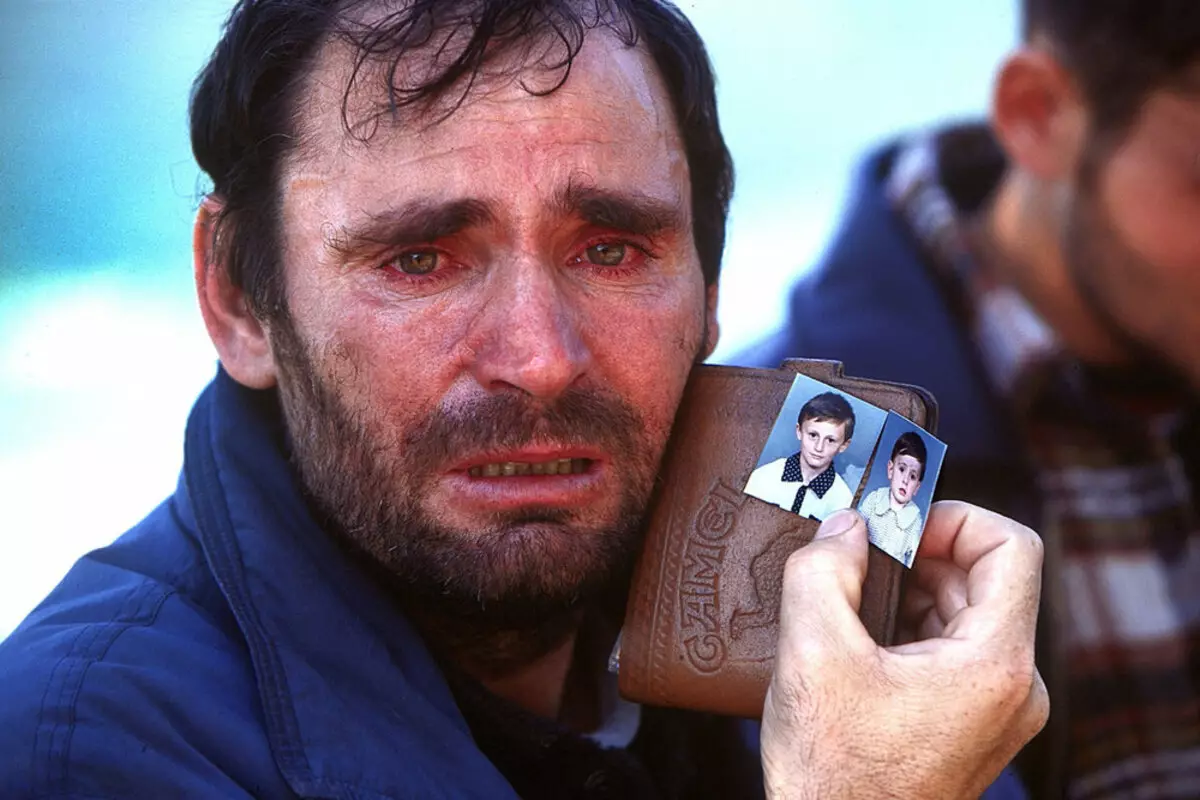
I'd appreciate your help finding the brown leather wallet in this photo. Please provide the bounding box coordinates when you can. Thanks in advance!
[617,359,939,718]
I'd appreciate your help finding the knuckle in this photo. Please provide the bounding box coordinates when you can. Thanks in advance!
[1027,679,1051,734]
[976,649,1039,715]
[1018,524,1045,567]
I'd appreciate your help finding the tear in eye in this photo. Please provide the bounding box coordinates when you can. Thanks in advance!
[585,243,626,267]
[391,251,438,275]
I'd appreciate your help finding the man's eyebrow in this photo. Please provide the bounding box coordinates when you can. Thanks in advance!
[555,183,686,238]
[326,198,495,255]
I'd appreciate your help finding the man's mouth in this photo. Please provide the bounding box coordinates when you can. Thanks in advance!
[444,451,607,513]
[466,457,594,478]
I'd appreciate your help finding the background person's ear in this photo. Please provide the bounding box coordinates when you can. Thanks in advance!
[990,43,1088,181]
[194,197,279,389]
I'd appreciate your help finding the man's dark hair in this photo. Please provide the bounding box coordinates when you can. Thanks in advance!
[796,392,856,442]
[190,0,733,321]
[1022,0,1200,133]
[890,431,927,480]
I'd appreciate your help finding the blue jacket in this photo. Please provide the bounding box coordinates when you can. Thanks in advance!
[0,369,519,798]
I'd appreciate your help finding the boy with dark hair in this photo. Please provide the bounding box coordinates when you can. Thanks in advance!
[743,0,1200,794]
[744,391,857,520]
[859,431,927,568]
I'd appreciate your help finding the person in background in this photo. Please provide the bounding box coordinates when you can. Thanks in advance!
[740,0,1200,796]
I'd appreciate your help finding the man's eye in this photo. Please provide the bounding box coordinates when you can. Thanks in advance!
[390,251,439,275]
[585,242,627,267]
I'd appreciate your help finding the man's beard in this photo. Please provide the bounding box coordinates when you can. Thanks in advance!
[267,315,665,674]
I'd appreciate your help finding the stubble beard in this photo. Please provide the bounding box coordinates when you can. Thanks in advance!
[1062,142,1199,391]
[267,313,665,676]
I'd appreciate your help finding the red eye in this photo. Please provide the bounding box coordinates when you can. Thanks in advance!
[584,242,627,267]
[387,251,439,275]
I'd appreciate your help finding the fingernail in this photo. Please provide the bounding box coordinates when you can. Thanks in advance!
[814,509,860,540]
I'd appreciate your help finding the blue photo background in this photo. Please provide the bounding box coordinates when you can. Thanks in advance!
[754,374,889,497]
[857,411,948,520]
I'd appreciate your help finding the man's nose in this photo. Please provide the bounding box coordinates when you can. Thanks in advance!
[467,259,591,399]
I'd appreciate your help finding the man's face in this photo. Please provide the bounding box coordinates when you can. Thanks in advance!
[1062,87,1200,386]
[795,418,850,474]
[266,34,714,628]
[886,454,923,505]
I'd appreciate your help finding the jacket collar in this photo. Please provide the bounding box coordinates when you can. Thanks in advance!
[178,368,514,799]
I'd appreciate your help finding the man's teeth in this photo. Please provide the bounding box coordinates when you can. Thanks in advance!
[467,458,591,478]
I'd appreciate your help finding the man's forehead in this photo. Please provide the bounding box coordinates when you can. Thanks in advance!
[286,24,678,171]
[278,27,692,239]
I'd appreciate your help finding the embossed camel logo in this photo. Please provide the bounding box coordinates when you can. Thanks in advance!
[729,525,813,639]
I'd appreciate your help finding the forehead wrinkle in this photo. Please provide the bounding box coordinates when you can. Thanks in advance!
[274,23,692,252]
[286,22,676,154]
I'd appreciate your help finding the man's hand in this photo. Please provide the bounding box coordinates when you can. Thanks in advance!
[760,502,1049,799]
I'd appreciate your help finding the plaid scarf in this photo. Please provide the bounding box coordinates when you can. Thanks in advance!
[886,126,1200,799]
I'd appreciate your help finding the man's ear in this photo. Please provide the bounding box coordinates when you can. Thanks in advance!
[837,438,852,456]
[699,283,720,361]
[990,43,1088,181]
[194,196,279,389]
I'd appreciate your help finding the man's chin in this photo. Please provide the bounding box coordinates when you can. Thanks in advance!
[372,506,642,617]
[421,498,621,542]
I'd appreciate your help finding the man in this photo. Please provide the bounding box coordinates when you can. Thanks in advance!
[744,391,857,520]
[741,0,1200,796]
[0,1,1046,797]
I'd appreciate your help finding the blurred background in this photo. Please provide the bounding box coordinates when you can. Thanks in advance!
[0,0,1016,636]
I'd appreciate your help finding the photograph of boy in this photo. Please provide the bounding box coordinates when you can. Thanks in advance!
[857,414,947,568]
[744,379,885,521]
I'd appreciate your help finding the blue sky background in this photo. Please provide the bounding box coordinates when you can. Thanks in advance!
[0,1,1017,635]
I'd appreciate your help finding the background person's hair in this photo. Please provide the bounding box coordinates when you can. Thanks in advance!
[890,431,927,479]
[1022,0,1200,135]
[796,392,856,442]
[190,0,734,323]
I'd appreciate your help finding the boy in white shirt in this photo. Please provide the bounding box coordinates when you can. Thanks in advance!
[859,432,927,567]
[744,392,856,521]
